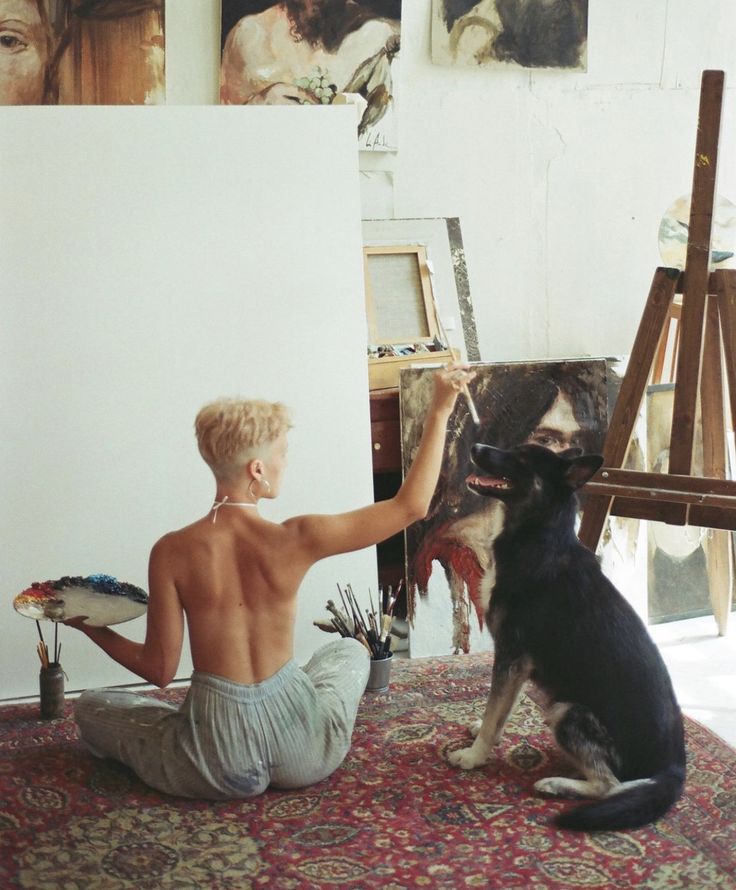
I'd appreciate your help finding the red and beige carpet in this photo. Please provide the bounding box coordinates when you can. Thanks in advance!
[1,653,735,888]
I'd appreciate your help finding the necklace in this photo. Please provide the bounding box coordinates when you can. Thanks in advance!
[211,495,257,523]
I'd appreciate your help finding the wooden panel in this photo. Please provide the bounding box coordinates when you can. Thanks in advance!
[585,467,736,530]
[689,506,736,531]
[370,389,400,422]
[371,420,401,473]
[607,498,687,526]
[589,468,736,498]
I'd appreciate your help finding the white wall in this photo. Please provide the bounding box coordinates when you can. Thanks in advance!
[392,0,736,363]
[1,107,374,698]
[165,0,735,362]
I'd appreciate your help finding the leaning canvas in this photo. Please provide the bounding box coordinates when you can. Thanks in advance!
[220,0,402,151]
[431,0,588,71]
[401,358,608,654]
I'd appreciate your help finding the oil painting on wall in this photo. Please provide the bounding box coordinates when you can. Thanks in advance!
[431,0,587,70]
[401,358,608,653]
[220,0,401,151]
[0,0,164,106]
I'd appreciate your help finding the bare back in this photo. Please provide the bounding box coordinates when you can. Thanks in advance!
[165,510,310,684]
[69,367,469,692]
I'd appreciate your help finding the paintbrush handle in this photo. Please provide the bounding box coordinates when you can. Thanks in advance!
[462,384,480,425]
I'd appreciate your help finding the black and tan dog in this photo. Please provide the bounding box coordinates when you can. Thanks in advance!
[448,443,686,831]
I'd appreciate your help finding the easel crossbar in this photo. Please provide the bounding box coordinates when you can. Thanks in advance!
[587,469,736,509]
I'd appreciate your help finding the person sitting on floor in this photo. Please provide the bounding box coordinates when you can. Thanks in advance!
[65,363,474,799]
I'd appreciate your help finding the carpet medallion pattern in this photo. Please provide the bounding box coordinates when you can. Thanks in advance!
[1,653,735,888]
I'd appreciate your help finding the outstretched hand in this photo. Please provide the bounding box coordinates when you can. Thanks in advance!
[431,362,476,414]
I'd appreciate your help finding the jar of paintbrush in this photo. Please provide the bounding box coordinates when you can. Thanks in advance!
[315,583,399,694]
[37,621,65,719]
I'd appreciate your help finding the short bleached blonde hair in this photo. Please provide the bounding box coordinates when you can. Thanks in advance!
[195,398,293,481]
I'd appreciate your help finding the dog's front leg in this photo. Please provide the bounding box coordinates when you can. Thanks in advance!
[448,657,531,770]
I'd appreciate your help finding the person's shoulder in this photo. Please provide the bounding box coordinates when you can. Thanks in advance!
[150,521,202,558]
[149,529,178,559]
[279,513,324,547]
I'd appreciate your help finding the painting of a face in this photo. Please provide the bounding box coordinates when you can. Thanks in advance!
[1,0,165,106]
[0,0,50,104]
[400,359,608,653]
[525,390,582,452]
[431,0,588,71]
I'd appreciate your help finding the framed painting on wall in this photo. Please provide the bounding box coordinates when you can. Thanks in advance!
[220,0,402,151]
[431,0,588,71]
[0,0,165,106]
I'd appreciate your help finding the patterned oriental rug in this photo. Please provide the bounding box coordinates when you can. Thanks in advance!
[1,653,735,889]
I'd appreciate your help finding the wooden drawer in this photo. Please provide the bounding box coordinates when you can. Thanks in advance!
[370,389,400,472]
[371,419,401,473]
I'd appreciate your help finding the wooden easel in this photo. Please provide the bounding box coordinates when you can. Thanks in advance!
[578,70,736,635]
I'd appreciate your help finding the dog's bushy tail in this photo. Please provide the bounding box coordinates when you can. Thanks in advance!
[554,766,685,832]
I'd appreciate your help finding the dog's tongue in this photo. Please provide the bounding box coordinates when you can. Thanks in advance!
[466,473,508,489]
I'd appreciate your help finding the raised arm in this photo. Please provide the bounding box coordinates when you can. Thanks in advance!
[287,364,474,561]
[64,537,185,688]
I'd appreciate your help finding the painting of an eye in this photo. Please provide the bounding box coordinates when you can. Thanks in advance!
[531,434,556,447]
[0,34,27,51]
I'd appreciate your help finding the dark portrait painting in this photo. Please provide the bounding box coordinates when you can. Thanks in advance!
[431,0,588,70]
[220,0,402,150]
[401,359,607,654]
[0,0,164,106]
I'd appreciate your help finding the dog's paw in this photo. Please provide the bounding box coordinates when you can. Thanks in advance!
[469,718,483,738]
[534,777,571,797]
[447,744,491,770]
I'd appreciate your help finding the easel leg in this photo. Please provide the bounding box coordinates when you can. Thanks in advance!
[709,268,736,634]
[704,530,732,636]
[578,268,678,551]
[713,269,736,427]
[701,293,732,634]
[669,70,724,477]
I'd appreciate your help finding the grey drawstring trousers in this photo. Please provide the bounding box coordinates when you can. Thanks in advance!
[74,638,370,799]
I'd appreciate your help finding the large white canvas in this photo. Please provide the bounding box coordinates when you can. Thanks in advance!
[1,106,374,699]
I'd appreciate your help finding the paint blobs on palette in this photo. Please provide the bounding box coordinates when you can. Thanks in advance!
[14,575,148,627]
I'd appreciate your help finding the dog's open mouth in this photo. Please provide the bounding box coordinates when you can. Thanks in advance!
[466,473,512,494]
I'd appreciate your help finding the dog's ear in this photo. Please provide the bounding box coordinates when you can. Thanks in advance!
[564,454,604,490]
